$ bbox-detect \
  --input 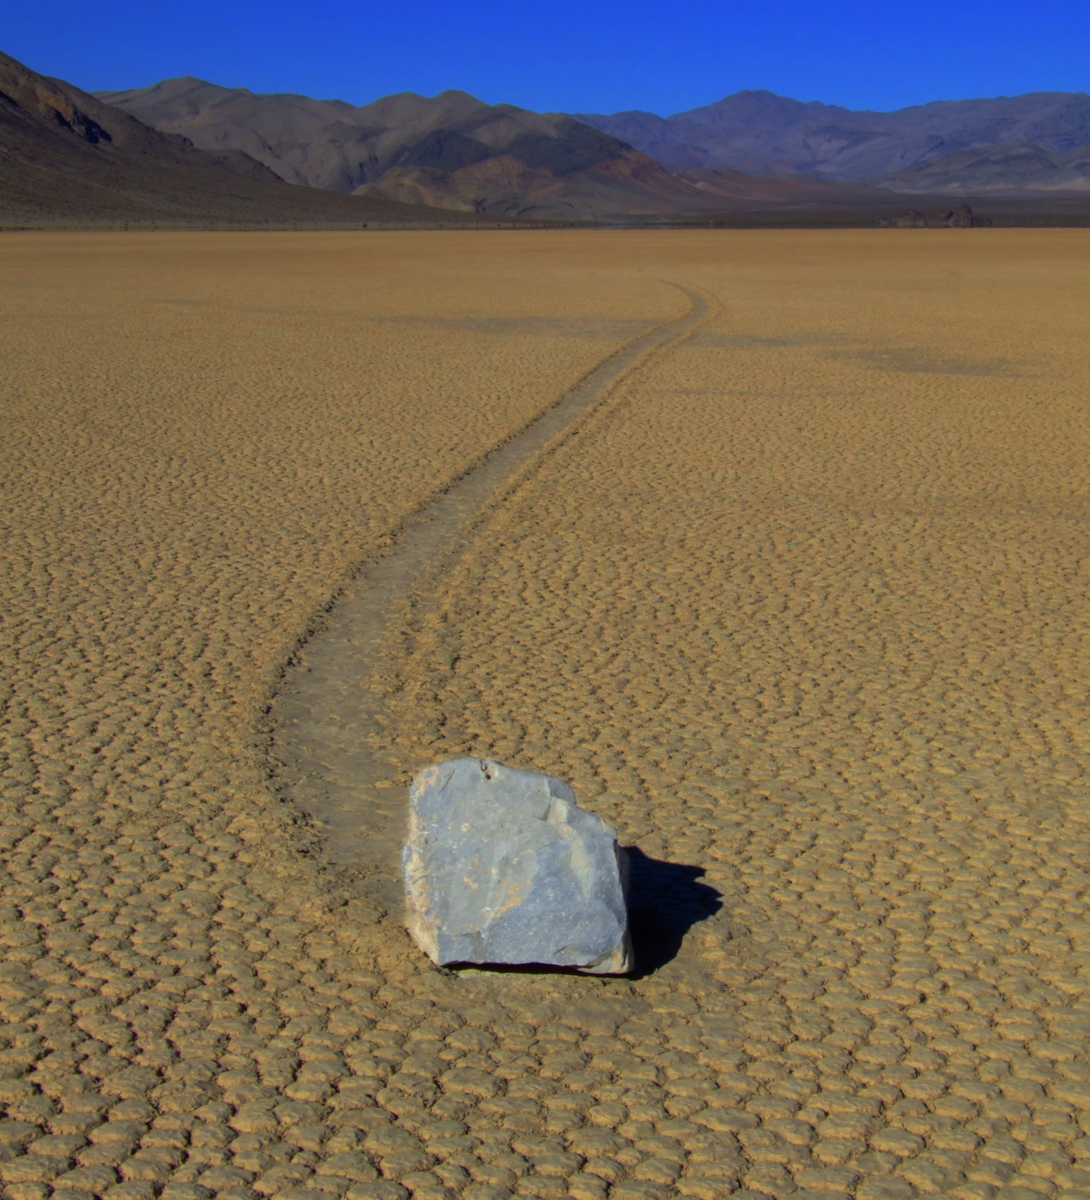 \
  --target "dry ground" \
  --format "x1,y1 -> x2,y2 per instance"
2,230 -> 1090,1200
